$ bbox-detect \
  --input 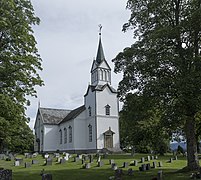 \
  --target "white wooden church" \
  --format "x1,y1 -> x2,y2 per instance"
34,31 -> 120,153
